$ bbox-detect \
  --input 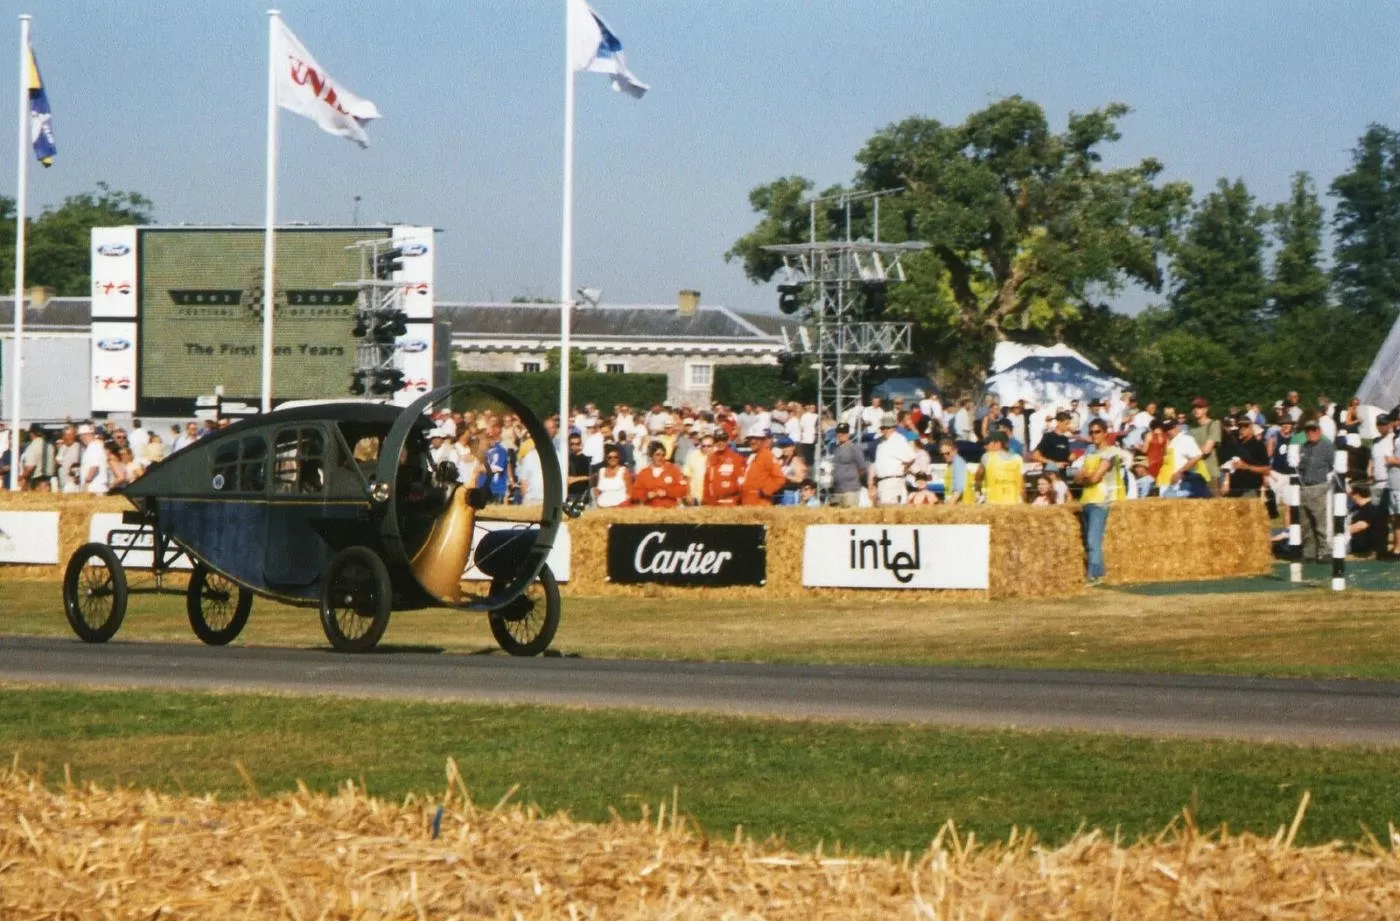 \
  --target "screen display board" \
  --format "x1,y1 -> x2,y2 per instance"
136,227 -> 392,413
